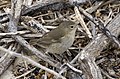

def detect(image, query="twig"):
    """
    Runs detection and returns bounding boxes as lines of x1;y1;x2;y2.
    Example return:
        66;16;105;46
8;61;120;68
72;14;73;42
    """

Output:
100;68;114;79
0;46;66;79
21;2;72;16
74;6;92;38
13;35;59;67
78;6;120;48
59;52;81;75
65;63;82;74
7;0;60;68
0;43;19;75
15;68;36;79
0;30;30;36
86;1;105;13
22;33;43;38
0;53;8;62
21;16;49;33
59;13;120;78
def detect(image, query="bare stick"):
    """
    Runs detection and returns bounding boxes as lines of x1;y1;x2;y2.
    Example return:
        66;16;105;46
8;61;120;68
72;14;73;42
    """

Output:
0;31;30;36
0;46;66;79
59;13;120;78
74;6;92;38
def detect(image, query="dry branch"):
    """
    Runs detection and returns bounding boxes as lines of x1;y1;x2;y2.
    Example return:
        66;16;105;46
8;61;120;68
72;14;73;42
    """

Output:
59;13;120;79
22;2;72;16
77;14;120;79
0;46;66;79
0;0;120;79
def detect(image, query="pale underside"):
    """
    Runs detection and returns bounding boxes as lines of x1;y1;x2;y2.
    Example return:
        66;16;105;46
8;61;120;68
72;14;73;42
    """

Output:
46;29;76;54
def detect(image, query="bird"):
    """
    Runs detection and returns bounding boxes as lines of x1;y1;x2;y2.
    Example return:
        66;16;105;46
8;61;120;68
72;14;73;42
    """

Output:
30;21;78;54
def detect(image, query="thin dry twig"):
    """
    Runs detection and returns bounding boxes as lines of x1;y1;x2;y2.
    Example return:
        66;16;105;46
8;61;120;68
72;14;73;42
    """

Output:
15;68;36;79
74;6;92;38
0;46;66;79
65;63;82;74
0;30;30;36
59;13;120;78
78;6;120;48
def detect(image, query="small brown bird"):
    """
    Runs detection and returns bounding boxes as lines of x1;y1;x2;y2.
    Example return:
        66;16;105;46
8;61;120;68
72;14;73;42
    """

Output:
30;21;77;54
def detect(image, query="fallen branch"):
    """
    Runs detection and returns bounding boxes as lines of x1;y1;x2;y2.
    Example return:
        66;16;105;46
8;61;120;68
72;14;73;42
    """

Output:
0;46;66;79
59;14;120;79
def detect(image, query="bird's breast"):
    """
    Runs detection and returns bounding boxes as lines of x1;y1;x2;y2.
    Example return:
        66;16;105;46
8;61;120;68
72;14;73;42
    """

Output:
46;29;76;54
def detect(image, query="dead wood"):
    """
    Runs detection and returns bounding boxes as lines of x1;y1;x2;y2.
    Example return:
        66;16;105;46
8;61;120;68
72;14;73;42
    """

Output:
77;14;120;79
0;0;120;79
22;2;72;16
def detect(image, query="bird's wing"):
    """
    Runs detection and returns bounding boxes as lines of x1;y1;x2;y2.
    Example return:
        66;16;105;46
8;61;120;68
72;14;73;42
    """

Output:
38;35;61;44
30;26;65;48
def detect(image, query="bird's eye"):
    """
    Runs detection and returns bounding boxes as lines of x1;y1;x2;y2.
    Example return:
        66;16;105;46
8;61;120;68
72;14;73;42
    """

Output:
70;25;74;29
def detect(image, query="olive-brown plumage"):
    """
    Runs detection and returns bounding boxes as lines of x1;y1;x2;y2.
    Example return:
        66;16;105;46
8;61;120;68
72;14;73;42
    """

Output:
30;21;77;54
